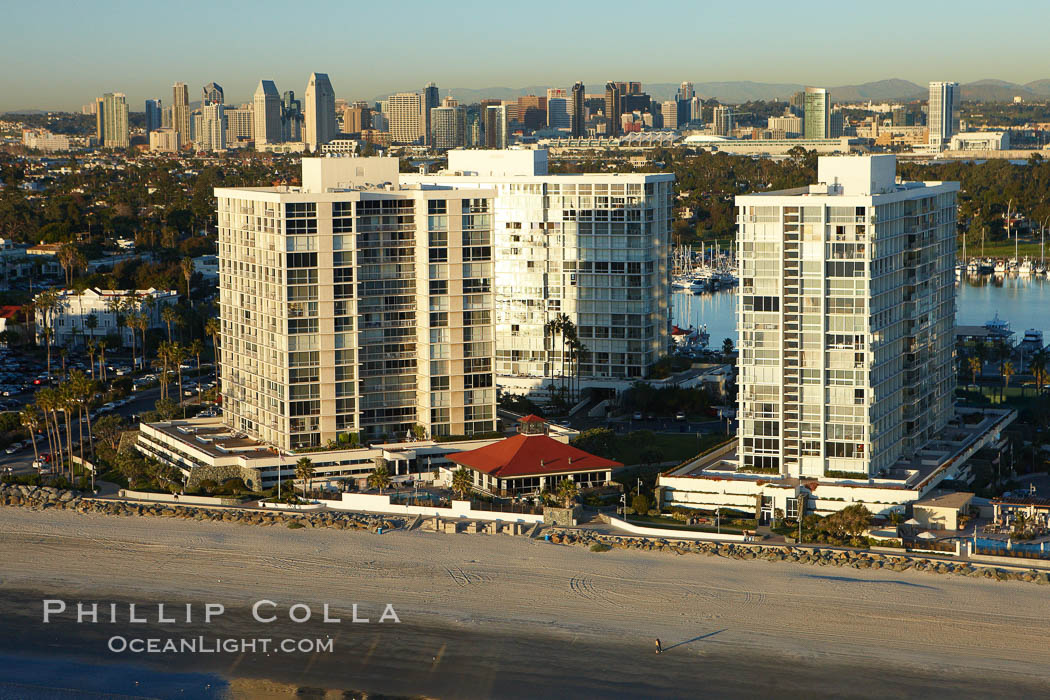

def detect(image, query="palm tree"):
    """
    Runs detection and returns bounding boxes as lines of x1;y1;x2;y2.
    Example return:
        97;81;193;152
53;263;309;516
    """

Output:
368;457;391;494
85;338;97;380
69;370;95;482
204;317;221;380
558;314;575;399
20;405;43;469
131;311;150;366
722;337;735;356
1002;361;1015;403
155;341;173;400
1031;348;1048;396
34;289;62;376
97;338;108;383
556;478;579;508
968;355;982;389
59;384;76;478
35;388;58;468
189;339;204;402
295;457;314;499
108;296;131;368
84;312;98;346
181;257;194;306
169;343;187;412
161;306;178;343
450;467;473;500
544;316;561;390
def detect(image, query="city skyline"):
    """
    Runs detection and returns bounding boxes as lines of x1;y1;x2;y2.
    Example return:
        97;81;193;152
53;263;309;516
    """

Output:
3;0;1050;112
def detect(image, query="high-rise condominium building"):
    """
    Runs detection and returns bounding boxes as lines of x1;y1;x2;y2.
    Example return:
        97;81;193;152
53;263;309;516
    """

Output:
678;81;694;101
145;99;162;133
803;87;831;139
198;103;227;152
149;128;180;153
430;104;467;149
215;158;498;448
690;96;704;124
282;91;303;142
423;82;440;146
253;80;282;149
928;81;959;148
304;73;337;151
172;82;190;146
403;149;673;394
342;101;371;133
768;112;802;137
482;105;508;149
604;82;624;137
712;105;733;136
96;92;129;148
203;82;224;106
570;82;585;138
546;88;569;130
516;95;547;131
225;104;254;145
660;101;678;130
388;92;424;145
735;155;957;479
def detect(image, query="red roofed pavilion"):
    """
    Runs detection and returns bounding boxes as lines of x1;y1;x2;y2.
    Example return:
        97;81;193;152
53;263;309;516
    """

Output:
446;417;621;496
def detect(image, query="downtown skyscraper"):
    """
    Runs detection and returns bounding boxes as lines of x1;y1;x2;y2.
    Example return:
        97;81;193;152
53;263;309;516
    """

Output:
254;80;282;149
172;81;190;147
304;73;336;151
928;81;959;148
144;99;162;133
803;87;831;139
96;92;129;148
422;82;440;146
570;82;585;137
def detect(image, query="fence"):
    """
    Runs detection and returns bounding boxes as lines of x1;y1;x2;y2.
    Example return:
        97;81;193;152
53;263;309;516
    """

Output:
973;537;1050;560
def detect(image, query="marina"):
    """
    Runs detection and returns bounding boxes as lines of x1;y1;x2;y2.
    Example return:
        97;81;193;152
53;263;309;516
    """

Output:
672;270;1050;349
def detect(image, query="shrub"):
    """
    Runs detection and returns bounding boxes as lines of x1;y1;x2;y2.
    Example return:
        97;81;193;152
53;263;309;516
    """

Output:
287;521;305;529
589;542;611;553
631;493;652;515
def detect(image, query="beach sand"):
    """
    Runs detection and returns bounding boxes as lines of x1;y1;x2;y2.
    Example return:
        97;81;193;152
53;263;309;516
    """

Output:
1;507;1048;698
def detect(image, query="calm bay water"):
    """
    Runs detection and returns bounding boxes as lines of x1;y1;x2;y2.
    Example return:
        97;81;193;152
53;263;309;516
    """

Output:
672;274;1050;346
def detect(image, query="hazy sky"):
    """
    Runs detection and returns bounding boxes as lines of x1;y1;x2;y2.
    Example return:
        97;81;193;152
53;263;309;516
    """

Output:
3;0;1048;111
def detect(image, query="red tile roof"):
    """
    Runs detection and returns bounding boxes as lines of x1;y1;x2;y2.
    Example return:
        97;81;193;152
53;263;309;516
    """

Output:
518;414;546;423
448;433;621;479
0;306;21;320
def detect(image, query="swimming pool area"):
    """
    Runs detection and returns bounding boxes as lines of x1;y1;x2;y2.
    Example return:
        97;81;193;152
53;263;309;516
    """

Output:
973;537;1050;560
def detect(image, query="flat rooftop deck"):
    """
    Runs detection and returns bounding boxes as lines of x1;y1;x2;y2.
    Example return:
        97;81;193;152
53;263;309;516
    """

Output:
666;407;1015;491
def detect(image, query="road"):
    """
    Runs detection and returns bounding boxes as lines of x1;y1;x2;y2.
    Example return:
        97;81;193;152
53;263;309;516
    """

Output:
0;385;164;475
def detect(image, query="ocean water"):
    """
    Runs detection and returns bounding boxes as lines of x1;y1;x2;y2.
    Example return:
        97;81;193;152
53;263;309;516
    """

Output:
0;653;228;699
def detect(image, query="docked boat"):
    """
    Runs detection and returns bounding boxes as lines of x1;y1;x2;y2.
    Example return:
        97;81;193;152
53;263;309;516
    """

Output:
984;312;1011;338
994;259;1007;274
1020;329;1045;353
1018;258;1033;275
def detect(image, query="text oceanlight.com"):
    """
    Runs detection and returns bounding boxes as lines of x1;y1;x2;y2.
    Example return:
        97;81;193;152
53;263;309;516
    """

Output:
107;636;335;654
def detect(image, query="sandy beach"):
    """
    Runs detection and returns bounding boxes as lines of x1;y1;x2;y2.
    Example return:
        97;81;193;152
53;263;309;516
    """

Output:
1;506;1049;699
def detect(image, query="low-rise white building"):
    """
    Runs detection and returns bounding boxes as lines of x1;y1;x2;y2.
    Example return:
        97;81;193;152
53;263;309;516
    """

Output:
35;287;178;348
949;132;1009;151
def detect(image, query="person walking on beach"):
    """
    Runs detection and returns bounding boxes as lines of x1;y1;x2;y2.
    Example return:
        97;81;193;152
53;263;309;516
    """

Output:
655;638;662;655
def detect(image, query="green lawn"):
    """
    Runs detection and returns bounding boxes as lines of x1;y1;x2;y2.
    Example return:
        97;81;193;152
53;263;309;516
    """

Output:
961;239;1048;260
626;513;745;534
613;432;730;467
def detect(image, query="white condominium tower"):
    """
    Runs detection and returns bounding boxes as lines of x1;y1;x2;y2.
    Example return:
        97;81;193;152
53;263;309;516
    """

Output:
403;149;673;394
388;92;424;145
928;81;959;148
198;103;227;152
253;80;282;149
735;155;957;480
304;72;337;151
95;92;129;148
215;158;497;448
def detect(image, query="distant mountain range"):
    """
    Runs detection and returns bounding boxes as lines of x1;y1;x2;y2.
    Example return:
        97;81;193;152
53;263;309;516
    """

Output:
377;78;1050;105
